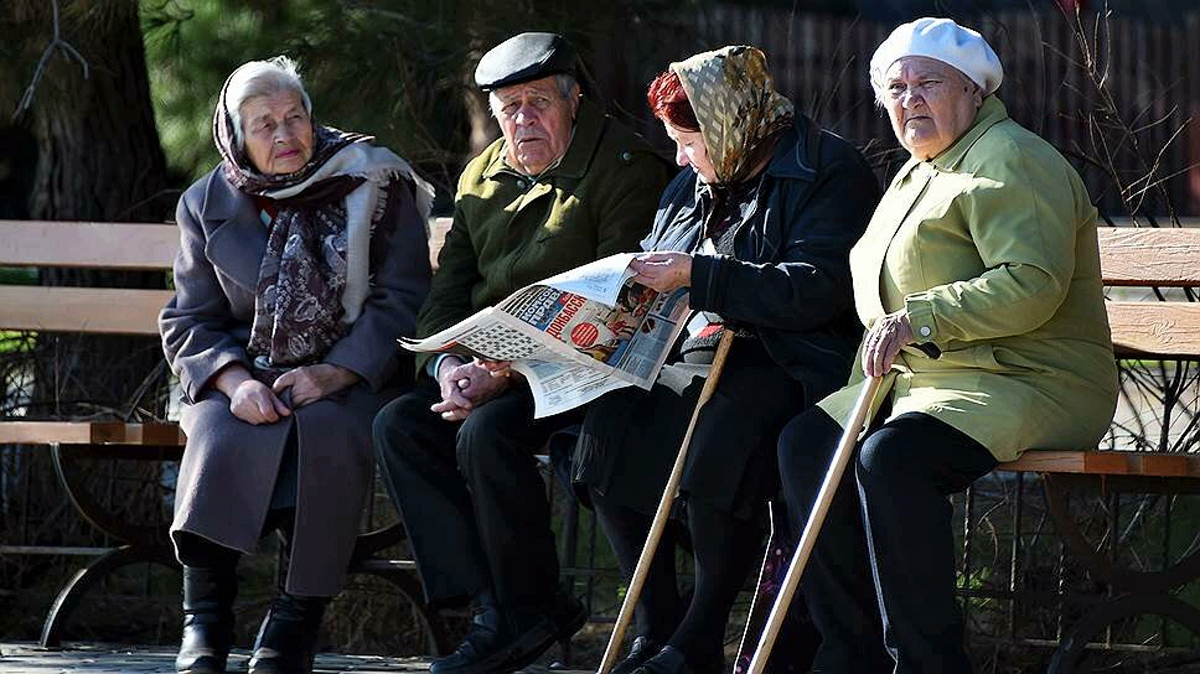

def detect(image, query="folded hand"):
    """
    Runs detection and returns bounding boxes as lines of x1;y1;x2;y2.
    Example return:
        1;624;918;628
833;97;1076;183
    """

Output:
272;363;361;408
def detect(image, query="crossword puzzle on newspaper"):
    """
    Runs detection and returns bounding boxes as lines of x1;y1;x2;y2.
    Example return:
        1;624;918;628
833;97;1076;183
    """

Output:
462;323;540;360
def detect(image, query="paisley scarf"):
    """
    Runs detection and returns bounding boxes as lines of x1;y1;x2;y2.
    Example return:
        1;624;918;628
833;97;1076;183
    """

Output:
212;65;434;374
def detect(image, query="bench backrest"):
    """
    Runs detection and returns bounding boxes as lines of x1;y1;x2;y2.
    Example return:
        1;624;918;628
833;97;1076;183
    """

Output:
0;218;454;336
1098;227;1200;359
1;219;1196;348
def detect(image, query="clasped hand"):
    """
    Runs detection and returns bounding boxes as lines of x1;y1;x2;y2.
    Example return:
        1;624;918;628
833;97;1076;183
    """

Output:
222;363;360;425
431;357;517;421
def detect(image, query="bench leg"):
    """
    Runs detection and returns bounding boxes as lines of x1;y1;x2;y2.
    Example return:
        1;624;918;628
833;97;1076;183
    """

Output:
1047;592;1200;674
39;544;179;648
1043;474;1200;592
51;444;174;547
351;565;452;656
1041;474;1200;670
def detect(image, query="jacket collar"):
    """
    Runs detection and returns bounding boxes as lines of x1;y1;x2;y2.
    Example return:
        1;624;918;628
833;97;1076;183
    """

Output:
893;95;1009;182
481;98;606;181
200;169;267;292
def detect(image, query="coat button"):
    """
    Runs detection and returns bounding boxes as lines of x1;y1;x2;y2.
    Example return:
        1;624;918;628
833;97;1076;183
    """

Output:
621;151;633;163
517;179;527;189
919;326;931;337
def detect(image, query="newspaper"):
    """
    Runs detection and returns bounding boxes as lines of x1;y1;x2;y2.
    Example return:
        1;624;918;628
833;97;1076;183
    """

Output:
401;253;690;418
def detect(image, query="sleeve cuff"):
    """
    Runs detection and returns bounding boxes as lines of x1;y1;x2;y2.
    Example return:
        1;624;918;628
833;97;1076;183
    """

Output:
426;353;463;379
904;293;938;344
186;352;251;404
688;253;725;312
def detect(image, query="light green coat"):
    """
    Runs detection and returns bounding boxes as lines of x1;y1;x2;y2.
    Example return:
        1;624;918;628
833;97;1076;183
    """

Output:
818;96;1117;462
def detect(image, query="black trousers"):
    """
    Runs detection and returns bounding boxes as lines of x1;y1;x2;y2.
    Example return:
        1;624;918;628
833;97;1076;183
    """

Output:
777;408;997;674
372;378;581;611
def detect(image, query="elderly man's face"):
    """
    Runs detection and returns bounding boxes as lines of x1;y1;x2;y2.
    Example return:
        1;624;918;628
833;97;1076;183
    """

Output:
241;90;314;176
492;75;580;176
883;56;981;161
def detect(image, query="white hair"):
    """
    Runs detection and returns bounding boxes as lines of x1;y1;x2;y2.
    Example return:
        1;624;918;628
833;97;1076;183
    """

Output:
487;73;580;118
225;55;313;149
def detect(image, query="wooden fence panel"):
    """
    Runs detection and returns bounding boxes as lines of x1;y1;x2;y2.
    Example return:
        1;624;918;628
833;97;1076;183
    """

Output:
593;8;1200;217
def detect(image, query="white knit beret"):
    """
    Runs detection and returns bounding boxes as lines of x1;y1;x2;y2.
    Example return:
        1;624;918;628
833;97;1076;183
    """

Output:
869;17;1003;96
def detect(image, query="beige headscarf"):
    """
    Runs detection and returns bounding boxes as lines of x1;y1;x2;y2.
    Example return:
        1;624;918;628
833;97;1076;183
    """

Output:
670;45;794;185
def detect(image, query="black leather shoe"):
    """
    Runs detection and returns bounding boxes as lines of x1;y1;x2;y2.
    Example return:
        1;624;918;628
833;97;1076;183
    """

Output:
176;565;237;674
429;600;506;674
430;591;587;674
500;591;588;672
247;592;328;674
612;636;662;674
633;645;723;674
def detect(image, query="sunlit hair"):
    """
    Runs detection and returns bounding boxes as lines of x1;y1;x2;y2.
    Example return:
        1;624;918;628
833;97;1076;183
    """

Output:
226;55;313;149
646;70;699;132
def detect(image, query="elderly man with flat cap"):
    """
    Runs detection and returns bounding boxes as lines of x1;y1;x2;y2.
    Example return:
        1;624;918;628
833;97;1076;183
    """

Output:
373;32;672;674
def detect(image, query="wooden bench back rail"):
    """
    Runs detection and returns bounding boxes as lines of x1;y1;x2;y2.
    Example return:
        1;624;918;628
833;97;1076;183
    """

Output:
998;226;1200;477
0;218;454;337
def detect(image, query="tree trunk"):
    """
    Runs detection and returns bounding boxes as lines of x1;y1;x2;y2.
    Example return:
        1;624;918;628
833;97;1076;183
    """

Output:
14;0;173;420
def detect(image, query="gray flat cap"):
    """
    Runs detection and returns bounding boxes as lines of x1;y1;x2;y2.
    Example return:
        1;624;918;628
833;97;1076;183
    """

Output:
474;32;577;91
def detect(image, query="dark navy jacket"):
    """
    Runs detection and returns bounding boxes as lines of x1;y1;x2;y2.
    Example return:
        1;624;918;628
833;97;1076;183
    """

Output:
642;115;881;401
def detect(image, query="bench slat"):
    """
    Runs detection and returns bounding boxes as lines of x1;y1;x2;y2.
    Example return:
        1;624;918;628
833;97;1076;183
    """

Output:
0;421;185;446
0;286;173;335
1107;301;1200;359
997;450;1200;477
1098;227;1200;287
0;221;177;270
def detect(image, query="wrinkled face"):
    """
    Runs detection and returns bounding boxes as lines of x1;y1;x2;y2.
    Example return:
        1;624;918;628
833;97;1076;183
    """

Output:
663;122;716;184
241;90;314;175
883;56;982;161
491;76;579;176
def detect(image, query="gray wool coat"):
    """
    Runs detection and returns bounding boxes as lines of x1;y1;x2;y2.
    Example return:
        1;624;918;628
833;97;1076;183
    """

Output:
160;167;431;596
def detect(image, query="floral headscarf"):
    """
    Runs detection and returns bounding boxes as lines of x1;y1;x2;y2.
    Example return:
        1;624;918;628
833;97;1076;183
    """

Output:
670;45;794;185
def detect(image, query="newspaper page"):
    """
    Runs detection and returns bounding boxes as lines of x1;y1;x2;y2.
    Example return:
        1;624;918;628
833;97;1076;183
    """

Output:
401;254;690;418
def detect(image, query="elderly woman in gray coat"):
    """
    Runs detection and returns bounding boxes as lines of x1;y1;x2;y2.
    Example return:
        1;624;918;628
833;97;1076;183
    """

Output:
160;56;432;674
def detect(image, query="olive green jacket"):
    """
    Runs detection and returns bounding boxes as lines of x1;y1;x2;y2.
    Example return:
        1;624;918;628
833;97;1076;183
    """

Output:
415;100;672;372
818;96;1117;461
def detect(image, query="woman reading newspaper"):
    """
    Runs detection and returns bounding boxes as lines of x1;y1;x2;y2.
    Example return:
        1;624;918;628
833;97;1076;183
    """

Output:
566;46;881;674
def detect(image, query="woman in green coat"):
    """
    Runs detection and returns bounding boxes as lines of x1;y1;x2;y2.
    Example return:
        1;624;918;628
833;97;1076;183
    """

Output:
777;17;1117;673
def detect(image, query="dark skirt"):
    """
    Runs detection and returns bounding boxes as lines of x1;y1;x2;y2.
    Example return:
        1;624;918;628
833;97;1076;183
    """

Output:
573;337;807;520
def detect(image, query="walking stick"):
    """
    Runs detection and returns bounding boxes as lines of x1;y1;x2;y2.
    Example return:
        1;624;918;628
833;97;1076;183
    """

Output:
744;375;884;674
597;329;736;674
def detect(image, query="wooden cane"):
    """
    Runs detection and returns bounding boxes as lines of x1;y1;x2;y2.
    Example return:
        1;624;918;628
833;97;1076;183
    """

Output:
744;375;884;674
597;329;736;674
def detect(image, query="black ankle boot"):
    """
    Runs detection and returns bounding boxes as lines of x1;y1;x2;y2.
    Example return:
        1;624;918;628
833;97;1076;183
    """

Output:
247;591;329;674
176;565;237;674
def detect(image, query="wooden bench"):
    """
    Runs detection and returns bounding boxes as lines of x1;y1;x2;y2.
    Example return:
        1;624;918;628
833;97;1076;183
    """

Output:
0;218;452;651
8;219;1198;665
988;226;1200;672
